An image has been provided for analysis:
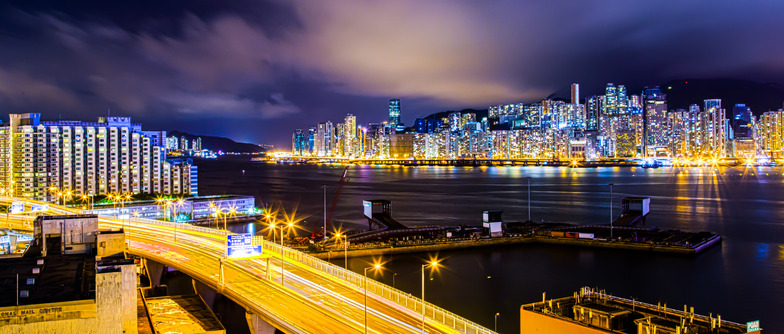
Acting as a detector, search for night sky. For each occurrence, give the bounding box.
[1,1,784,148]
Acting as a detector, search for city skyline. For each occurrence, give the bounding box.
[2,1,784,148]
[290,83,784,162]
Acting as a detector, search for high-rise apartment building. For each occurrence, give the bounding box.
[759,110,784,158]
[642,86,668,157]
[344,114,357,157]
[702,99,727,158]
[0,113,196,201]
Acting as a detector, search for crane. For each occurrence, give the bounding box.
[312,165,350,240]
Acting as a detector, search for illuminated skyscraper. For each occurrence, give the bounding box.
[291,129,306,155]
[702,99,726,157]
[389,99,401,127]
[604,83,618,116]
[571,83,579,104]
[731,104,753,139]
[642,86,668,156]
[344,114,357,157]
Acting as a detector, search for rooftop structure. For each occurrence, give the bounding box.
[521,287,759,334]
[0,215,137,333]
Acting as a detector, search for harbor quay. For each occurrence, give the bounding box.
[299,197,721,259]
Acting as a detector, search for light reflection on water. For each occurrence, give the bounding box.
[201,161,784,333]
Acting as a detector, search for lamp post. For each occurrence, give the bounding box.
[279,221,294,286]
[526,177,532,222]
[393,273,397,288]
[609,183,614,239]
[364,264,382,334]
[335,233,348,269]
[421,260,440,333]
[322,185,327,242]
[494,312,500,332]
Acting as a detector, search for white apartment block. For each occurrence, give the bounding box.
[0,113,197,202]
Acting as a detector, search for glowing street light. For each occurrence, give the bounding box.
[364,263,383,334]
[334,232,348,269]
[421,258,441,333]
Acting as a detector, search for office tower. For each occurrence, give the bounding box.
[571,83,579,104]
[0,113,196,201]
[292,129,306,155]
[732,104,753,139]
[389,99,401,127]
[604,83,618,116]
[586,96,599,131]
[642,86,668,156]
[307,127,316,155]
[617,85,628,113]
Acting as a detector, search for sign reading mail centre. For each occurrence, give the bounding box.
[226,233,263,259]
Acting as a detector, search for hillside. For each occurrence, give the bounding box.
[168,131,265,153]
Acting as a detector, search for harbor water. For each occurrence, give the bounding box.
[197,159,784,334]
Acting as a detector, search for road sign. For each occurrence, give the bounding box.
[747,320,760,332]
[226,233,263,259]
[30,204,49,212]
[9,202,24,214]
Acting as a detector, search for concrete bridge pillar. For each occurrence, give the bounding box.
[192,279,218,309]
[245,311,278,334]
[143,258,166,288]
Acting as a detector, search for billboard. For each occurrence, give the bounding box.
[226,233,263,259]
[30,204,49,212]
[9,202,24,214]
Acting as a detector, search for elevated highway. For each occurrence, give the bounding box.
[0,196,494,334]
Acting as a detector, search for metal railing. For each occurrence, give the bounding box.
[110,213,493,334]
[254,236,494,334]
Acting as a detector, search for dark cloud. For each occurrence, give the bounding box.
[1,1,783,148]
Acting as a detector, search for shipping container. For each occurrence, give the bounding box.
[578,233,594,239]
[550,231,565,237]
[565,232,579,238]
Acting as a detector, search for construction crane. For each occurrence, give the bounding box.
[312,165,350,240]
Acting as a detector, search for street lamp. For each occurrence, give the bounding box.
[494,312,500,332]
[335,232,348,269]
[393,273,397,289]
[364,263,382,334]
[609,183,614,239]
[421,259,440,333]
[322,185,328,242]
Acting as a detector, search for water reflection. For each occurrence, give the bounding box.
[197,161,784,333]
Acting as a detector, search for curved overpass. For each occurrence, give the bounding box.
[0,197,494,334]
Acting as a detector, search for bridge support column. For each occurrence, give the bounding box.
[143,258,166,288]
[245,311,278,334]
[192,279,218,309]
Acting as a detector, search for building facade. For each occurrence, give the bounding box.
[0,113,197,202]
